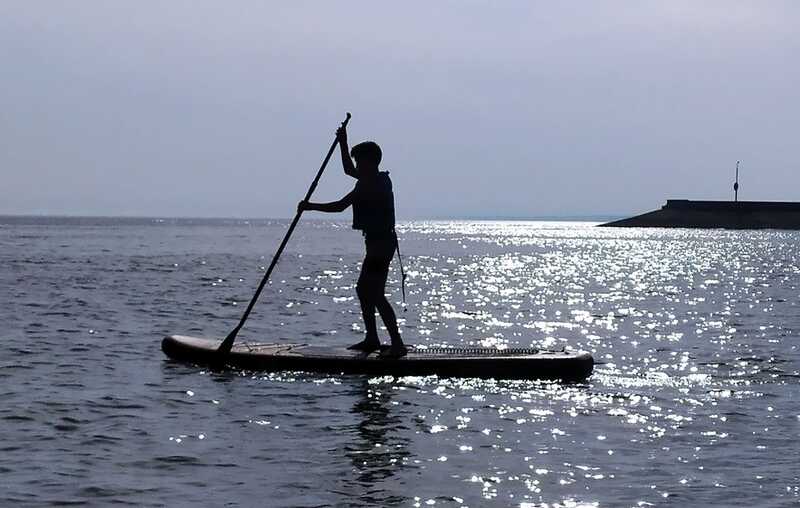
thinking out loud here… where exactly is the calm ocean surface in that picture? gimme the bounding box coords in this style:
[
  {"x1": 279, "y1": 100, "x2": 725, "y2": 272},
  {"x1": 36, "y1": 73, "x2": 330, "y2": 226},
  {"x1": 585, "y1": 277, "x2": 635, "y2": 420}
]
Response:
[{"x1": 1, "y1": 217, "x2": 799, "y2": 507}]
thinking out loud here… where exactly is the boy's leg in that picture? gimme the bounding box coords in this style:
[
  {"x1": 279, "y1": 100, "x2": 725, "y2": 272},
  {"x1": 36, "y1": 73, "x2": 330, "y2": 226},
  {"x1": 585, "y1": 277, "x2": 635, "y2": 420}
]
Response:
[
  {"x1": 356, "y1": 281, "x2": 380, "y2": 340},
  {"x1": 375, "y1": 295, "x2": 403, "y2": 346},
  {"x1": 374, "y1": 237, "x2": 407, "y2": 358},
  {"x1": 348, "y1": 262, "x2": 381, "y2": 351}
]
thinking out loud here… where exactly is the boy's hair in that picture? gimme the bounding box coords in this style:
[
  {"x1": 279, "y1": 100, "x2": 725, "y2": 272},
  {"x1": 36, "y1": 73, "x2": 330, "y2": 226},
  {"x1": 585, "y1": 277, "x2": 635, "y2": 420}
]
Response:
[{"x1": 350, "y1": 141, "x2": 382, "y2": 165}]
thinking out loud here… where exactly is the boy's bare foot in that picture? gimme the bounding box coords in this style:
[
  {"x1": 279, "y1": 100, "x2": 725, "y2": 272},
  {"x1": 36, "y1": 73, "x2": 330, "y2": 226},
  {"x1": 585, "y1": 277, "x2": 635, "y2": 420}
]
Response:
[
  {"x1": 378, "y1": 344, "x2": 408, "y2": 359},
  {"x1": 347, "y1": 339, "x2": 381, "y2": 353}
]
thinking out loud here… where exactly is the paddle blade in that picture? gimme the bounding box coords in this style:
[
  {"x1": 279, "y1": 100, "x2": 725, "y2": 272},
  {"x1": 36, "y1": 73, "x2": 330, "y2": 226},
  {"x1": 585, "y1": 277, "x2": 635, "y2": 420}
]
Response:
[{"x1": 216, "y1": 328, "x2": 239, "y2": 355}]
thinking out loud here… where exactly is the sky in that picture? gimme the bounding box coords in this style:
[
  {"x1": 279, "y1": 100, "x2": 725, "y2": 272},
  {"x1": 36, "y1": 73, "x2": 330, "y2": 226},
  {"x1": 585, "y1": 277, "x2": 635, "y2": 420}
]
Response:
[{"x1": 1, "y1": 1, "x2": 798, "y2": 219}]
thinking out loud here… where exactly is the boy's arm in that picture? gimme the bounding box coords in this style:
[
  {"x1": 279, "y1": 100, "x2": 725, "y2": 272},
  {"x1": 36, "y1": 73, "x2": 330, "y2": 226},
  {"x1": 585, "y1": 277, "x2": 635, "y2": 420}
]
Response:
[
  {"x1": 299, "y1": 190, "x2": 355, "y2": 213},
  {"x1": 337, "y1": 126, "x2": 358, "y2": 179}
]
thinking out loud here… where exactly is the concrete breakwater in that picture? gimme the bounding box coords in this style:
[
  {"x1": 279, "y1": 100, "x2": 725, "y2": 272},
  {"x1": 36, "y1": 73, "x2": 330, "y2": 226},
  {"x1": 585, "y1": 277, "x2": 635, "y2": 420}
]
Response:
[{"x1": 602, "y1": 200, "x2": 800, "y2": 229}]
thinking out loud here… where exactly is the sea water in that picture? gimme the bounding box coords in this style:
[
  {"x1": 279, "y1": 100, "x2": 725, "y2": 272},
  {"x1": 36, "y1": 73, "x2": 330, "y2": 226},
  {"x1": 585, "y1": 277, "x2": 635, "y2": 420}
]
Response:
[{"x1": 1, "y1": 217, "x2": 798, "y2": 507}]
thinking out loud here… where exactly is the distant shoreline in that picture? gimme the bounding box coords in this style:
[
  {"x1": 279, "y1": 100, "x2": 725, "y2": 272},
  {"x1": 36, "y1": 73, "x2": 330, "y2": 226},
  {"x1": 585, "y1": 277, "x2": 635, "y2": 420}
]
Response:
[{"x1": 601, "y1": 200, "x2": 800, "y2": 230}]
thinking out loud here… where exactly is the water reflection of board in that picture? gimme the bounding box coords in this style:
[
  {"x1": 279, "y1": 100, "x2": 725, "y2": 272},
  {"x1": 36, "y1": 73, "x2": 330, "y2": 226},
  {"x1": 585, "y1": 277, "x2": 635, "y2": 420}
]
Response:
[{"x1": 161, "y1": 335, "x2": 593, "y2": 381}]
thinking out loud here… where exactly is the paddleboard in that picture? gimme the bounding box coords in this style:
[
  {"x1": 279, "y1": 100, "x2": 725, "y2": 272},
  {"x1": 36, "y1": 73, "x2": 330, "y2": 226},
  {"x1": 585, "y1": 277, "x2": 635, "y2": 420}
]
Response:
[{"x1": 162, "y1": 335, "x2": 593, "y2": 381}]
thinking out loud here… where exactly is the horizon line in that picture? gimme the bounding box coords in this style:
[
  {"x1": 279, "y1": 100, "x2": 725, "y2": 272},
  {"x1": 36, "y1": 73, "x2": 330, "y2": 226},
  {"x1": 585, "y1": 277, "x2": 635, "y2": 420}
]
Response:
[{"x1": 0, "y1": 212, "x2": 621, "y2": 222}]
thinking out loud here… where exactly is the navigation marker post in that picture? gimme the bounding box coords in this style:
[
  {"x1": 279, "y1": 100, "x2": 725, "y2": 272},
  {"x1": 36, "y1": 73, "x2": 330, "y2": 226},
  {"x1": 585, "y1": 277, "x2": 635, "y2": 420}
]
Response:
[{"x1": 734, "y1": 160, "x2": 740, "y2": 202}]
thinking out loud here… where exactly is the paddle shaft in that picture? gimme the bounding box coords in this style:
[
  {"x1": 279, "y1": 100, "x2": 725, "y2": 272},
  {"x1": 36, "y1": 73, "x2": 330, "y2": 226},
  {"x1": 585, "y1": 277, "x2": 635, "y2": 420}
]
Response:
[{"x1": 218, "y1": 112, "x2": 351, "y2": 354}]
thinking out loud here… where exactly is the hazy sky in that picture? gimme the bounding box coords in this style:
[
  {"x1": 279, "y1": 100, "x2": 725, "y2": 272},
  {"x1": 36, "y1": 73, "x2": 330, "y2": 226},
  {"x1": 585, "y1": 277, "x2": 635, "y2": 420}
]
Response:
[{"x1": 1, "y1": 1, "x2": 798, "y2": 218}]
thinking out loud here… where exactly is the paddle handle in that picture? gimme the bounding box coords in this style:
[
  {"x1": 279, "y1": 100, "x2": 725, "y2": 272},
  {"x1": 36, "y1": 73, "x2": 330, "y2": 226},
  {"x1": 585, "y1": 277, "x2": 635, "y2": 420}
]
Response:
[{"x1": 218, "y1": 113, "x2": 351, "y2": 354}]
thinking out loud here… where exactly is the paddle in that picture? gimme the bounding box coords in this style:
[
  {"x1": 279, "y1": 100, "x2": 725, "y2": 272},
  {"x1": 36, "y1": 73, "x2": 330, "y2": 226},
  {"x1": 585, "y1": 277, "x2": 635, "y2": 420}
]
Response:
[{"x1": 216, "y1": 112, "x2": 352, "y2": 356}]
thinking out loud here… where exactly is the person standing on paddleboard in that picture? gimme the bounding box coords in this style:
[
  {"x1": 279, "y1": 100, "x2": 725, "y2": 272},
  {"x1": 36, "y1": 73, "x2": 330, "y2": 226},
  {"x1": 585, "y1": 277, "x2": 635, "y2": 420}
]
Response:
[{"x1": 298, "y1": 125, "x2": 407, "y2": 359}]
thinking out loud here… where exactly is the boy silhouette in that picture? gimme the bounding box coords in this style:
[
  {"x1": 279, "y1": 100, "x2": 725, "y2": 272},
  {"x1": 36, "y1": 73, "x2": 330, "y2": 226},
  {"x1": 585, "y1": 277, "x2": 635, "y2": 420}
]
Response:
[{"x1": 298, "y1": 125, "x2": 407, "y2": 358}]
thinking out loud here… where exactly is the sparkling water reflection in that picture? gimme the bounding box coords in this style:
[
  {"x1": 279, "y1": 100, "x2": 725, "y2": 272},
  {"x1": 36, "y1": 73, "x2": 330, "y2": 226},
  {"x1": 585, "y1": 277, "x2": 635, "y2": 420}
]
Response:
[{"x1": 1, "y1": 218, "x2": 799, "y2": 506}]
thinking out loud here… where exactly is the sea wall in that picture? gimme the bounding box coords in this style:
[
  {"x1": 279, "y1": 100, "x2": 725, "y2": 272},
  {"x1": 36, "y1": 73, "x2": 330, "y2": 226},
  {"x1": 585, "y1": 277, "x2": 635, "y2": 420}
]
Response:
[{"x1": 601, "y1": 200, "x2": 800, "y2": 229}]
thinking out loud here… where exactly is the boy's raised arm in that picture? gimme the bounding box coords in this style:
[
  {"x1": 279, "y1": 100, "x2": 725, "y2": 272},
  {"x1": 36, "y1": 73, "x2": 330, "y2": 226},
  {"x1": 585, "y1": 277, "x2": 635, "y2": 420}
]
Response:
[{"x1": 337, "y1": 126, "x2": 358, "y2": 178}]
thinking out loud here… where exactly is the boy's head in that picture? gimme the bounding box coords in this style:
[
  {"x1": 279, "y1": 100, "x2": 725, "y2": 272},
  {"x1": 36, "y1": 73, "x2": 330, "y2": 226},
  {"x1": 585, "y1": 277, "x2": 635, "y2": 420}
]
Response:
[{"x1": 350, "y1": 141, "x2": 382, "y2": 170}]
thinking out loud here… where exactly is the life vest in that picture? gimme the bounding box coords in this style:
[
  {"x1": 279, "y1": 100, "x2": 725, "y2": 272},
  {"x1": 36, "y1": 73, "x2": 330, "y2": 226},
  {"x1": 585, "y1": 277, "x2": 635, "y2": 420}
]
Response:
[{"x1": 352, "y1": 171, "x2": 396, "y2": 234}]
